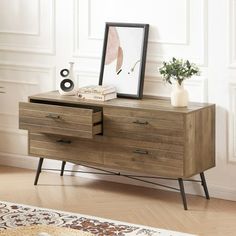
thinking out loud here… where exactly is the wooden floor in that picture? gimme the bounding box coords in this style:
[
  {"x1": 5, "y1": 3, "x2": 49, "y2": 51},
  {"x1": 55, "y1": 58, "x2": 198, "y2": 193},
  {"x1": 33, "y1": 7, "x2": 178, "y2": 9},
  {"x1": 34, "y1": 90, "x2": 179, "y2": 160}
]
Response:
[{"x1": 0, "y1": 165, "x2": 236, "y2": 236}]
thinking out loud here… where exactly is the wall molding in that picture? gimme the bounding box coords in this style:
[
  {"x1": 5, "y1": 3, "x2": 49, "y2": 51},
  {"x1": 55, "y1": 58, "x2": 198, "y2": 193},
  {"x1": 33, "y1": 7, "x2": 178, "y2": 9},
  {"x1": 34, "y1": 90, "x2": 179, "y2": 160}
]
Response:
[
  {"x1": 0, "y1": 62, "x2": 56, "y2": 134},
  {"x1": 0, "y1": 0, "x2": 40, "y2": 36},
  {"x1": 159, "y1": 0, "x2": 190, "y2": 46},
  {"x1": 76, "y1": 0, "x2": 193, "y2": 56},
  {"x1": 145, "y1": 75, "x2": 208, "y2": 102},
  {"x1": 228, "y1": 83, "x2": 236, "y2": 162},
  {"x1": 0, "y1": 62, "x2": 56, "y2": 91},
  {"x1": 77, "y1": 69, "x2": 99, "y2": 78},
  {"x1": 147, "y1": 0, "x2": 208, "y2": 66},
  {"x1": 78, "y1": 69, "x2": 207, "y2": 87},
  {"x1": 73, "y1": 0, "x2": 207, "y2": 66},
  {"x1": 0, "y1": 0, "x2": 55, "y2": 55},
  {"x1": 0, "y1": 62, "x2": 55, "y2": 87},
  {"x1": 0, "y1": 79, "x2": 38, "y2": 86},
  {"x1": 229, "y1": 0, "x2": 236, "y2": 68},
  {"x1": 73, "y1": 0, "x2": 80, "y2": 57},
  {"x1": 76, "y1": 70, "x2": 208, "y2": 102},
  {"x1": 0, "y1": 153, "x2": 38, "y2": 170},
  {"x1": 87, "y1": 0, "x2": 190, "y2": 46},
  {"x1": 0, "y1": 112, "x2": 18, "y2": 126},
  {"x1": 186, "y1": 76, "x2": 208, "y2": 102},
  {"x1": 0, "y1": 128, "x2": 26, "y2": 136},
  {"x1": 0, "y1": 62, "x2": 54, "y2": 73}
]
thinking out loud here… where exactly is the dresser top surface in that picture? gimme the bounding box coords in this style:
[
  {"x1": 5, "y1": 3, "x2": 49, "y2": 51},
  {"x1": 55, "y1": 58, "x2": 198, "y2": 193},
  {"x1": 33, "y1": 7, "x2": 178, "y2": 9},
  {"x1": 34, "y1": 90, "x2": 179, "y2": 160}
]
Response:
[{"x1": 29, "y1": 90, "x2": 214, "y2": 113}]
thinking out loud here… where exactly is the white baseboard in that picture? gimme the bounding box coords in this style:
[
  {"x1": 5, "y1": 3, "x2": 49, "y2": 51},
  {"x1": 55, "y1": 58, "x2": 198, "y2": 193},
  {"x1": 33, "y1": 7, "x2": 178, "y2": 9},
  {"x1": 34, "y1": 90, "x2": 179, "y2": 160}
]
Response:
[
  {"x1": 0, "y1": 152, "x2": 38, "y2": 170},
  {"x1": 0, "y1": 153, "x2": 235, "y2": 201}
]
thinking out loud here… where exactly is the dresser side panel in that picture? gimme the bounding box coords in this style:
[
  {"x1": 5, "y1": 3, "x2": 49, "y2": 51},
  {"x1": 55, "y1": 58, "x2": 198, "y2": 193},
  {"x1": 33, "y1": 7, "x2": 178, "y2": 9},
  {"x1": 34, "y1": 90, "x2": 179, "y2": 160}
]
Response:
[{"x1": 184, "y1": 105, "x2": 215, "y2": 177}]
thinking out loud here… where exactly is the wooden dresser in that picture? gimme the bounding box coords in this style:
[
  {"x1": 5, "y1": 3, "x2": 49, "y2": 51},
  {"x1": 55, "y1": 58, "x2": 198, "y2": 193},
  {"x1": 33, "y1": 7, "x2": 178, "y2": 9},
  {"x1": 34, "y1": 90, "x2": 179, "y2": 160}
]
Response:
[{"x1": 19, "y1": 91, "x2": 215, "y2": 209}]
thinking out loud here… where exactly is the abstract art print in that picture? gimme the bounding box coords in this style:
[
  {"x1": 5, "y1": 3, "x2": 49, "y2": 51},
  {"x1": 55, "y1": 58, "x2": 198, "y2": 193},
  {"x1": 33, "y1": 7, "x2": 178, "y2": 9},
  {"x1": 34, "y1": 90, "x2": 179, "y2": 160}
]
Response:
[{"x1": 99, "y1": 22, "x2": 149, "y2": 99}]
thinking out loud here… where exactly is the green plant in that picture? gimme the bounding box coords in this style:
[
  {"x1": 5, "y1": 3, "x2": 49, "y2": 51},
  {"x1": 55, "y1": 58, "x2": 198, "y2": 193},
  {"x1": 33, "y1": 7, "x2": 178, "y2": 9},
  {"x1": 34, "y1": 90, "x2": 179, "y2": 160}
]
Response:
[{"x1": 159, "y1": 57, "x2": 200, "y2": 85}]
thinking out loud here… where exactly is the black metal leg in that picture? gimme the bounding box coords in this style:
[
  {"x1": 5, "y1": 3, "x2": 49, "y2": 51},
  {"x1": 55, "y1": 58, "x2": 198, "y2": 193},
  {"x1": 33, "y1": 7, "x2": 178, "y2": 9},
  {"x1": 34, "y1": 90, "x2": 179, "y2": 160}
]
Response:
[
  {"x1": 34, "y1": 158, "x2": 44, "y2": 185},
  {"x1": 178, "y1": 178, "x2": 188, "y2": 210},
  {"x1": 32, "y1": 158, "x2": 209, "y2": 209},
  {"x1": 200, "y1": 172, "x2": 210, "y2": 199},
  {"x1": 60, "y1": 161, "x2": 66, "y2": 176}
]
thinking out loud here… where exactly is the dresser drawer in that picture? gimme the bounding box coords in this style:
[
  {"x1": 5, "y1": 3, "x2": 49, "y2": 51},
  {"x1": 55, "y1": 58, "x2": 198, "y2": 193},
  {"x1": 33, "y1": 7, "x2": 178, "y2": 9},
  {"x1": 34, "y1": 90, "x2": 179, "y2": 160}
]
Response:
[
  {"x1": 19, "y1": 102, "x2": 102, "y2": 138},
  {"x1": 102, "y1": 139, "x2": 184, "y2": 177},
  {"x1": 103, "y1": 107, "x2": 184, "y2": 144},
  {"x1": 29, "y1": 133, "x2": 104, "y2": 165}
]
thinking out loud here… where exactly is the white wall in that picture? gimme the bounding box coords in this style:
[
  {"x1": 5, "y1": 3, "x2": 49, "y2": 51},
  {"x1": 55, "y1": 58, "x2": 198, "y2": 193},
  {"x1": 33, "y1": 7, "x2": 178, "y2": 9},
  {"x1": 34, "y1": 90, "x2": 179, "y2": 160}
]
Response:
[{"x1": 0, "y1": 0, "x2": 235, "y2": 201}]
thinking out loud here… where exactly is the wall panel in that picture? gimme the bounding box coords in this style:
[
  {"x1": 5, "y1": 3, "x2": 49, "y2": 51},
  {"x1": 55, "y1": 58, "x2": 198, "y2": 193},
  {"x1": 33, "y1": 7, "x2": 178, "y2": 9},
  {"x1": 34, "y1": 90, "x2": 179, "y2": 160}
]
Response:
[
  {"x1": 0, "y1": 63, "x2": 54, "y2": 155},
  {"x1": 0, "y1": 0, "x2": 39, "y2": 35},
  {"x1": 229, "y1": 0, "x2": 236, "y2": 68},
  {"x1": 229, "y1": 84, "x2": 236, "y2": 162},
  {"x1": 74, "y1": 0, "x2": 207, "y2": 66},
  {"x1": 0, "y1": 0, "x2": 55, "y2": 54}
]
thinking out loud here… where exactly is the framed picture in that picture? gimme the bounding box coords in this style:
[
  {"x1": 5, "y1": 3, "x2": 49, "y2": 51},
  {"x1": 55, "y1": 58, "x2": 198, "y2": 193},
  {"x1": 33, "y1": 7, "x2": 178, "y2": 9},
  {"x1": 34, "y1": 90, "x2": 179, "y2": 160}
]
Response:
[{"x1": 99, "y1": 22, "x2": 149, "y2": 99}]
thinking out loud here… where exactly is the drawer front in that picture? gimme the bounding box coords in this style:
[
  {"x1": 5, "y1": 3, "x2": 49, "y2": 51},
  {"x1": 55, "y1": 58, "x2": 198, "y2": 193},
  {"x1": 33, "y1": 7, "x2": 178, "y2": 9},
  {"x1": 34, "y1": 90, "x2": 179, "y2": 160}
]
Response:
[
  {"x1": 103, "y1": 107, "x2": 184, "y2": 144},
  {"x1": 102, "y1": 138, "x2": 184, "y2": 177},
  {"x1": 29, "y1": 133, "x2": 104, "y2": 165},
  {"x1": 29, "y1": 133, "x2": 183, "y2": 177},
  {"x1": 19, "y1": 102, "x2": 102, "y2": 138}
]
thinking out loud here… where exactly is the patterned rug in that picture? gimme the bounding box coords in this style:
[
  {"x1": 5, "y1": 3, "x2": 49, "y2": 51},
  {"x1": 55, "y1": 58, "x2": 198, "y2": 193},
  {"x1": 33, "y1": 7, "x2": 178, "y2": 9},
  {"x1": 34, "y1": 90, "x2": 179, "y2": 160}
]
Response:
[
  {"x1": 0, "y1": 225, "x2": 93, "y2": 236},
  {"x1": 0, "y1": 201, "x2": 196, "y2": 236}
]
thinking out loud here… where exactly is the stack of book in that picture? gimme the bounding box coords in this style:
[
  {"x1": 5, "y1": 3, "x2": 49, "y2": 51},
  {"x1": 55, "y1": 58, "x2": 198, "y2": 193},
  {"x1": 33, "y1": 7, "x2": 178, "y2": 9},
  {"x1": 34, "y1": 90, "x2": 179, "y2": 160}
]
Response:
[{"x1": 77, "y1": 85, "x2": 117, "y2": 101}]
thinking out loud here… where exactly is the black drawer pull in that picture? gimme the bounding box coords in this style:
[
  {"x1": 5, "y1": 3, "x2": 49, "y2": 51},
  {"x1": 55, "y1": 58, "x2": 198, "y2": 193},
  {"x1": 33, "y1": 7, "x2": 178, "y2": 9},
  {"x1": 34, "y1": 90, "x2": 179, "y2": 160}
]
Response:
[
  {"x1": 56, "y1": 139, "x2": 72, "y2": 144},
  {"x1": 133, "y1": 120, "x2": 149, "y2": 125},
  {"x1": 133, "y1": 149, "x2": 149, "y2": 155},
  {"x1": 46, "y1": 114, "x2": 60, "y2": 119},
  {"x1": 0, "y1": 86, "x2": 5, "y2": 94}
]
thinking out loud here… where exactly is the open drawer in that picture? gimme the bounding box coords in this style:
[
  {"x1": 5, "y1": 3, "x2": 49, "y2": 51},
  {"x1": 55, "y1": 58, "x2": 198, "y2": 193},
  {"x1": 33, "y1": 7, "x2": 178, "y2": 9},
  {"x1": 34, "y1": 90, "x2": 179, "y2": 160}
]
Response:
[{"x1": 19, "y1": 102, "x2": 102, "y2": 138}]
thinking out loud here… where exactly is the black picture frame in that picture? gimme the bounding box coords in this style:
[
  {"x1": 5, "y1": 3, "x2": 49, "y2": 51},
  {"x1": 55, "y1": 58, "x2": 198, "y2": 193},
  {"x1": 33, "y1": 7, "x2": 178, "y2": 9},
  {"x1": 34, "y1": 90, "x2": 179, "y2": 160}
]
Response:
[{"x1": 99, "y1": 22, "x2": 149, "y2": 99}]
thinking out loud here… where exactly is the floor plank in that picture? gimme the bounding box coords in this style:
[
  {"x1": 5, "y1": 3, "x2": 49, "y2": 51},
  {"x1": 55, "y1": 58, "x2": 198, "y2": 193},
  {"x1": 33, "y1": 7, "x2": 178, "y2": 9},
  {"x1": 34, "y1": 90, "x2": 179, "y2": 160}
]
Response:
[{"x1": 0, "y1": 165, "x2": 236, "y2": 236}]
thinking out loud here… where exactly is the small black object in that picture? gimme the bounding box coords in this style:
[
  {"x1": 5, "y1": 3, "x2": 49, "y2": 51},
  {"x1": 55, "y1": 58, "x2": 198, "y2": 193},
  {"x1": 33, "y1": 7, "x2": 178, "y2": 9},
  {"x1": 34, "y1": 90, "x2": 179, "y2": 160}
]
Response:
[
  {"x1": 45, "y1": 114, "x2": 60, "y2": 119},
  {"x1": 34, "y1": 158, "x2": 210, "y2": 210},
  {"x1": 60, "y1": 69, "x2": 70, "y2": 77},
  {"x1": 117, "y1": 69, "x2": 122, "y2": 75},
  {"x1": 133, "y1": 120, "x2": 149, "y2": 125},
  {"x1": 60, "y1": 161, "x2": 66, "y2": 176},
  {"x1": 178, "y1": 178, "x2": 188, "y2": 210},
  {"x1": 133, "y1": 149, "x2": 149, "y2": 155},
  {"x1": 56, "y1": 139, "x2": 72, "y2": 144},
  {"x1": 200, "y1": 172, "x2": 210, "y2": 199},
  {"x1": 34, "y1": 157, "x2": 44, "y2": 185},
  {"x1": 60, "y1": 79, "x2": 74, "y2": 92}
]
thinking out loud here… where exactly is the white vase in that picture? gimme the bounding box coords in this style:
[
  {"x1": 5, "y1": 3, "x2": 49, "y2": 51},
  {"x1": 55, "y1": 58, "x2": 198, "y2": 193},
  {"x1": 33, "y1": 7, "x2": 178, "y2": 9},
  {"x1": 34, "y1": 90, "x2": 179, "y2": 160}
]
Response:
[{"x1": 170, "y1": 82, "x2": 189, "y2": 107}]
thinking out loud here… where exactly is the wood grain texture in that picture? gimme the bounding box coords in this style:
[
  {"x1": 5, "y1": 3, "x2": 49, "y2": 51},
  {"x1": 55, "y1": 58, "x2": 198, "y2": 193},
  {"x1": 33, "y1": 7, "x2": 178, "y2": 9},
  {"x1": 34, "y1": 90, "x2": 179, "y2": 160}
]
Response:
[
  {"x1": 19, "y1": 102, "x2": 102, "y2": 139},
  {"x1": 102, "y1": 106, "x2": 185, "y2": 176},
  {"x1": 29, "y1": 90, "x2": 214, "y2": 113},
  {"x1": 184, "y1": 105, "x2": 215, "y2": 177},
  {"x1": 29, "y1": 132, "x2": 184, "y2": 177},
  {"x1": 102, "y1": 136, "x2": 184, "y2": 153},
  {"x1": 29, "y1": 133, "x2": 104, "y2": 166},
  {"x1": 102, "y1": 141, "x2": 184, "y2": 177},
  {"x1": 103, "y1": 130, "x2": 184, "y2": 145},
  {"x1": 20, "y1": 91, "x2": 215, "y2": 178},
  {"x1": 103, "y1": 117, "x2": 184, "y2": 141},
  {"x1": 103, "y1": 107, "x2": 184, "y2": 122},
  {"x1": 103, "y1": 107, "x2": 184, "y2": 146}
]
